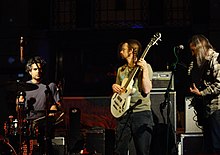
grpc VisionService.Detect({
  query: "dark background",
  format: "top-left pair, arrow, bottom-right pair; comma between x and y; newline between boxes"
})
0,0 -> 220,133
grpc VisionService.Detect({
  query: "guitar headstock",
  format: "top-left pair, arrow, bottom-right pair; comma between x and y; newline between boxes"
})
149,32 -> 162,46
140,32 -> 162,59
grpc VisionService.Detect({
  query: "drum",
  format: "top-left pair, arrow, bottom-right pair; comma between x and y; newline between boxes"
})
0,136 -> 18,155
4,116 -> 39,140
17,119 -> 39,139
4,116 -> 18,137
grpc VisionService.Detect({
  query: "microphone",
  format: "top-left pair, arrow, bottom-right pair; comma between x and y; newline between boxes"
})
20,36 -> 24,63
175,45 -> 184,50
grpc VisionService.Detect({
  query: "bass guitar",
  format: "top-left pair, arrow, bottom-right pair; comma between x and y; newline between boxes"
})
188,60 -> 211,126
190,95 -> 210,126
110,32 -> 162,118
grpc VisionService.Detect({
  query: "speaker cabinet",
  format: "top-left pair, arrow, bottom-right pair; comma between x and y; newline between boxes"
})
85,128 -> 115,155
150,91 -> 176,155
68,108 -> 81,152
185,97 -> 202,133
53,145 -> 65,155
53,140 -> 66,155
150,91 -> 176,130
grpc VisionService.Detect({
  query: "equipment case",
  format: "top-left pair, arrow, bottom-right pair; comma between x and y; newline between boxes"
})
178,133 -> 204,155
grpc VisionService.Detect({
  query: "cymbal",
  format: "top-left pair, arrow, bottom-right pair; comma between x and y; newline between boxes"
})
1,80 -> 38,91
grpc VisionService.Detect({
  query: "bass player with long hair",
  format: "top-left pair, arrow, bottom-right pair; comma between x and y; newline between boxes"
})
189,34 -> 220,154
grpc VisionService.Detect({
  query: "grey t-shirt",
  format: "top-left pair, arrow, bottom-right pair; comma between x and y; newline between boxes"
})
25,81 -> 60,119
115,63 -> 153,112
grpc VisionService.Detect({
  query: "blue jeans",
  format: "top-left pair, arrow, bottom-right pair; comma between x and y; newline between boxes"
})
114,110 -> 154,155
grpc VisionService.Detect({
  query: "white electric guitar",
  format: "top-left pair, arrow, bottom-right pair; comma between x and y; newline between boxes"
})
110,32 -> 162,118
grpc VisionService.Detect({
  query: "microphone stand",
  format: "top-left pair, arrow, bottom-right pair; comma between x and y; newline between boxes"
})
16,91 -> 27,155
159,47 -> 179,155
44,85 -> 52,155
159,70 -> 174,155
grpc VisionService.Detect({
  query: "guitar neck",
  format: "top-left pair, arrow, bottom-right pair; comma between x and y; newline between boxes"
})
124,66 -> 140,89
122,32 -> 161,90
123,45 -> 151,89
140,45 -> 151,59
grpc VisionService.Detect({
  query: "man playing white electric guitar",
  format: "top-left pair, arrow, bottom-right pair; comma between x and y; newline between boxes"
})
111,38 -> 156,155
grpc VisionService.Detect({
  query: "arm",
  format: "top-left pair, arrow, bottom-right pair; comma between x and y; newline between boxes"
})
48,83 -> 62,111
191,56 -> 220,96
137,58 -> 153,95
200,66 -> 220,96
112,67 -> 125,94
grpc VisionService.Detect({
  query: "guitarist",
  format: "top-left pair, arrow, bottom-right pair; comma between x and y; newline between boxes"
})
189,34 -> 220,154
112,39 -> 154,155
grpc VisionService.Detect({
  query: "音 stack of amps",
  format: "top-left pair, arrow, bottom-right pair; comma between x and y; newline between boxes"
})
150,71 -> 177,155
151,71 -> 176,128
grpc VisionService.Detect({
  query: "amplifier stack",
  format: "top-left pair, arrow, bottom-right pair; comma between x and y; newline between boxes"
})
150,71 -> 177,155
151,71 -> 176,129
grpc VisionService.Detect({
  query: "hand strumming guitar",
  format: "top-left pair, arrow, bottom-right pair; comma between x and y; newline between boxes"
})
190,83 -> 202,96
112,84 -> 125,94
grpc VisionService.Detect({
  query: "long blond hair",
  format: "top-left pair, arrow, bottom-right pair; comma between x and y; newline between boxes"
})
189,34 -> 213,67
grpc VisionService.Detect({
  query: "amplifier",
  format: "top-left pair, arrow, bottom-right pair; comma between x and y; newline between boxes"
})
150,91 -> 177,155
52,137 -> 66,155
185,97 -> 202,133
85,128 -> 115,155
33,137 -> 66,155
52,137 -> 65,146
152,71 -> 174,90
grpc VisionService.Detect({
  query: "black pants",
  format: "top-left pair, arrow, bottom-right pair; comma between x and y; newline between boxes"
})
37,117 -> 55,155
203,110 -> 220,154
114,111 -> 154,155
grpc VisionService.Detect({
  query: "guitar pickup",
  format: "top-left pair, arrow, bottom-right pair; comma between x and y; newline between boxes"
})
114,100 -> 120,107
113,105 -> 118,110
117,95 -> 122,102
122,102 -> 125,110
